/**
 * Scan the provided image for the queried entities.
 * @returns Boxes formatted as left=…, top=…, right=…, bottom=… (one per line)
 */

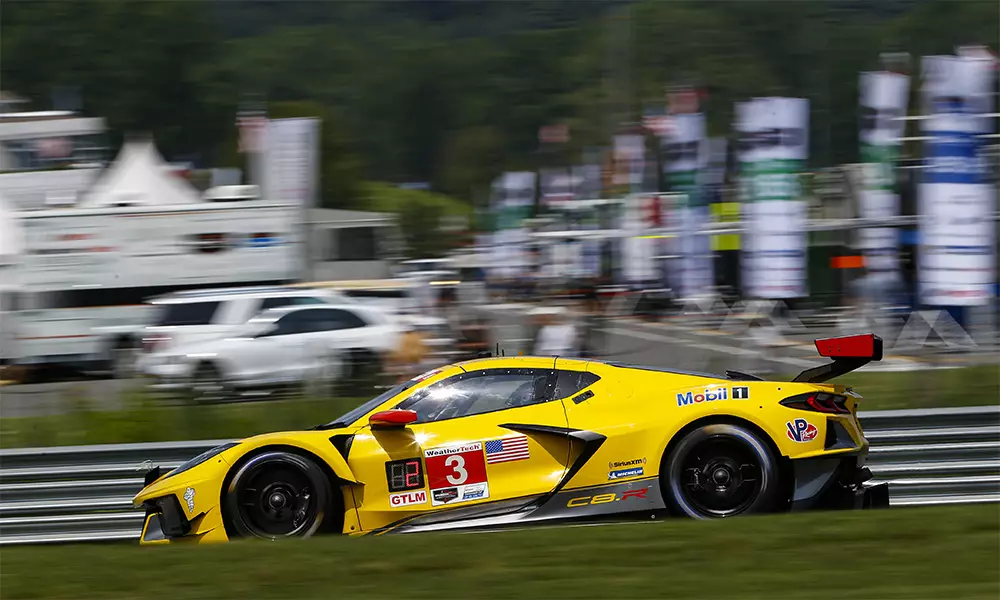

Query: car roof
left=148, top=286, right=345, bottom=304
left=248, top=303, right=371, bottom=324
left=454, top=356, right=734, bottom=380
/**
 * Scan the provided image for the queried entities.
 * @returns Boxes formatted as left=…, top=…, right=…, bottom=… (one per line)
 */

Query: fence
left=1, top=406, right=997, bottom=546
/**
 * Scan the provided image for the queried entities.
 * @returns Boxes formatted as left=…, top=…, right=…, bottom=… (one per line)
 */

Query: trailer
left=1, top=201, right=299, bottom=375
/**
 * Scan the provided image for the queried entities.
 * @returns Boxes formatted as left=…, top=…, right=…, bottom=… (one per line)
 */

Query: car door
left=289, top=308, right=347, bottom=382
left=346, top=360, right=573, bottom=533
left=238, top=312, right=308, bottom=384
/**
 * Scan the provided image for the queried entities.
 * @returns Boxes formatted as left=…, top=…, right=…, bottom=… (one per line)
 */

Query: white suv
left=141, top=303, right=398, bottom=400
left=134, top=286, right=353, bottom=374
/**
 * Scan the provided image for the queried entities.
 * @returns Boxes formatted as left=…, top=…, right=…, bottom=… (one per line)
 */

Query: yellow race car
left=134, top=333, right=889, bottom=544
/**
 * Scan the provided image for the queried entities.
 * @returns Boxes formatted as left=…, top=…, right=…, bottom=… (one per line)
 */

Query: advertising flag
left=739, top=98, right=810, bottom=299
left=918, top=54, right=996, bottom=306
left=858, top=70, right=909, bottom=275
left=664, top=113, right=712, bottom=298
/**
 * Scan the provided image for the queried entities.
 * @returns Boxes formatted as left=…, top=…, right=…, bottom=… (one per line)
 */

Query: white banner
left=918, top=55, right=996, bottom=306
left=664, top=113, right=712, bottom=299
left=262, top=118, right=320, bottom=208
left=620, top=194, right=659, bottom=283
left=858, top=71, right=909, bottom=275
left=490, top=172, right=535, bottom=279
left=739, top=97, right=810, bottom=299
left=540, top=168, right=575, bottom=208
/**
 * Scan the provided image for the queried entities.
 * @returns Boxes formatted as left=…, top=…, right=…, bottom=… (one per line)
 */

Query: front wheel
left=662, top=423, right=781, bottom=519
left=224, top=451, right=334, bottom=540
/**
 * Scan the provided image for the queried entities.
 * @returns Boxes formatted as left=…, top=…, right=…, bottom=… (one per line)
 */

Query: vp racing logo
left=786, top=418, right=818, bottom=443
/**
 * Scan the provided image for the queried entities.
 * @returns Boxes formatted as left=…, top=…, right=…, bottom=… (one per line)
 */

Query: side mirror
left=369, top=409, right=418, bottom=429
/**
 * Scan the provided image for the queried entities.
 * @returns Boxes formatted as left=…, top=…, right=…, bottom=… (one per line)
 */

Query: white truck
left=0, top=201, right=300, bottom=376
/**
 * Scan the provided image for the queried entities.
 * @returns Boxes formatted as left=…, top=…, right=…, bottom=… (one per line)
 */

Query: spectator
left=533, top=307, right=577, bottom=357
left=388, top=320, right=429, bottom=383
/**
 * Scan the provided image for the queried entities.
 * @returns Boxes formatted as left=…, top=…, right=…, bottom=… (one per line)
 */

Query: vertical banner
left=613, top=134, right=647, bottom=195
left=491, top=172, right=536, bottom=279
left=570, top=164, right=603, bottom=279
left=858, top=70, right=909, bottom=275
left=918, top=55, right=996, bottom=306
left=740, top=98, right=809, bottom=299
left=664, top=113, right=712, bottom=299
left=620, top=193, right=659, bottom=284
left=261, top=117, right=320, bottom=279
left=540, top=167, right=574, bottom=209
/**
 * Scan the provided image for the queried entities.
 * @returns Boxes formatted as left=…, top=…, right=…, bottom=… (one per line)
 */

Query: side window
left=553, top=371, right=601, bottom=400
left=396, top=368, right=555, bottom=423
left=265, top=312, right=308, bottom=336
left=314, top=309, right=368, bottom=332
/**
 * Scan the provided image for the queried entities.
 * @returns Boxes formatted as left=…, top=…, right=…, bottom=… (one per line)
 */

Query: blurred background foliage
left=2, top=0, right=997, bottom=210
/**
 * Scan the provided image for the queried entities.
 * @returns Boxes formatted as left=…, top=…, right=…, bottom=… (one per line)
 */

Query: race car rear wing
left=792, top=333, right=883, bottom=384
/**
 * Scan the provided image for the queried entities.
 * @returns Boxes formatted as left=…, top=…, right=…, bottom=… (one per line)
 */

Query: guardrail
left=1, top=406, right=997, bottom=546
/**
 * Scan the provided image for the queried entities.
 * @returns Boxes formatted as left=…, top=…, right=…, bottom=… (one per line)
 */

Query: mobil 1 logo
left=676, top=385, right=751, bottom=407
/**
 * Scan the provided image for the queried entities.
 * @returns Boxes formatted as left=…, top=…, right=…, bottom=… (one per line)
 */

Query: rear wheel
left=662, top=423, right=780, bottom=519
left=224, top=451, right=334, bottom=540
left=189, top=362, right=229, bottom=404
left=338, top=350, right=382, bottom=396
left=110, top=337, right=138, bottom=379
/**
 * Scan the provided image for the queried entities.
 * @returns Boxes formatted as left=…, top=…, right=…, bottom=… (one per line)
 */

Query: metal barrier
left=1, top=406, right=997, bottom=546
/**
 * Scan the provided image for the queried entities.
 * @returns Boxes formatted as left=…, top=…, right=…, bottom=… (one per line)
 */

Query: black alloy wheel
left=664, top=423, right=780, bottom=519
left=225, top=451, right=333, bottom=540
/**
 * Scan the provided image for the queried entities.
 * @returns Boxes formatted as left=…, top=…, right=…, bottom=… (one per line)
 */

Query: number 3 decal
left=444, top=454, right=468, bottom=484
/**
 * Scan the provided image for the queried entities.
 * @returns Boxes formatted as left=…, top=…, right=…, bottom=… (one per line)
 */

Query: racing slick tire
left=662, top=423, right=781, bottom=519
left=223, top=451, right=335, bottom=540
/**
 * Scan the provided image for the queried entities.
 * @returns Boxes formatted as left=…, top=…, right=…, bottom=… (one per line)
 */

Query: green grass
left=840, top=364, right=999, bottom=411
left=2, top=505, right=997, bottom=599
left=0, top=389, right=361, bottom=449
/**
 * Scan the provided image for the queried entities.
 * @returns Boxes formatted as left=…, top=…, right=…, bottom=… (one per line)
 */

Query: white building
left=0, top=94, right=109, bottom=210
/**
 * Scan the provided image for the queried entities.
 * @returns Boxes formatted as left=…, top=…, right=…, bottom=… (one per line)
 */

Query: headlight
left=163, top=442, right=238, bottom=480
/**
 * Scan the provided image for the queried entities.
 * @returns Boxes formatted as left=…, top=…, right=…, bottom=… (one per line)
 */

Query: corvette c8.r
left=134, top=333, right=889, bottom=543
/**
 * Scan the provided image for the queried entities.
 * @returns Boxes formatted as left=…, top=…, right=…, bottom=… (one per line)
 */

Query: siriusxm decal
left=676, top=386, right=750, bottom=407
left=608, top=467, right=644, bottom=480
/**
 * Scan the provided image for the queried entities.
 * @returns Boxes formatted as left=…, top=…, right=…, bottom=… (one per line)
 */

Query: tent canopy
left=81, top=139, right=199, bottom=208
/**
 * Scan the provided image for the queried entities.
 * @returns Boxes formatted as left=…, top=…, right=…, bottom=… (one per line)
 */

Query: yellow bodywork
left=134, top=356, right=869, bottom=543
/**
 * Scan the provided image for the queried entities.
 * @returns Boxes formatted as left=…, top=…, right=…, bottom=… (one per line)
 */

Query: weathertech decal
left=424, top=442, right=490, bottom=506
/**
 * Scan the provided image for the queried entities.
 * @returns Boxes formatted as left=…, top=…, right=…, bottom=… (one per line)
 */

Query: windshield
left=314, top=371, right=439, bottom=429
left=154, top=301, right=221, bottom=327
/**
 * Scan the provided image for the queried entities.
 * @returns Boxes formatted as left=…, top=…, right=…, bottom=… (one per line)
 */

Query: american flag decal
left=485, top=436, right=530, bottom=464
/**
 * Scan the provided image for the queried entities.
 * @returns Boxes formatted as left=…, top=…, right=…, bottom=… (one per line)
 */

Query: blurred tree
left=2, top=0, right=997, bottom=200
left=1, top=0, right=232, bottom=162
